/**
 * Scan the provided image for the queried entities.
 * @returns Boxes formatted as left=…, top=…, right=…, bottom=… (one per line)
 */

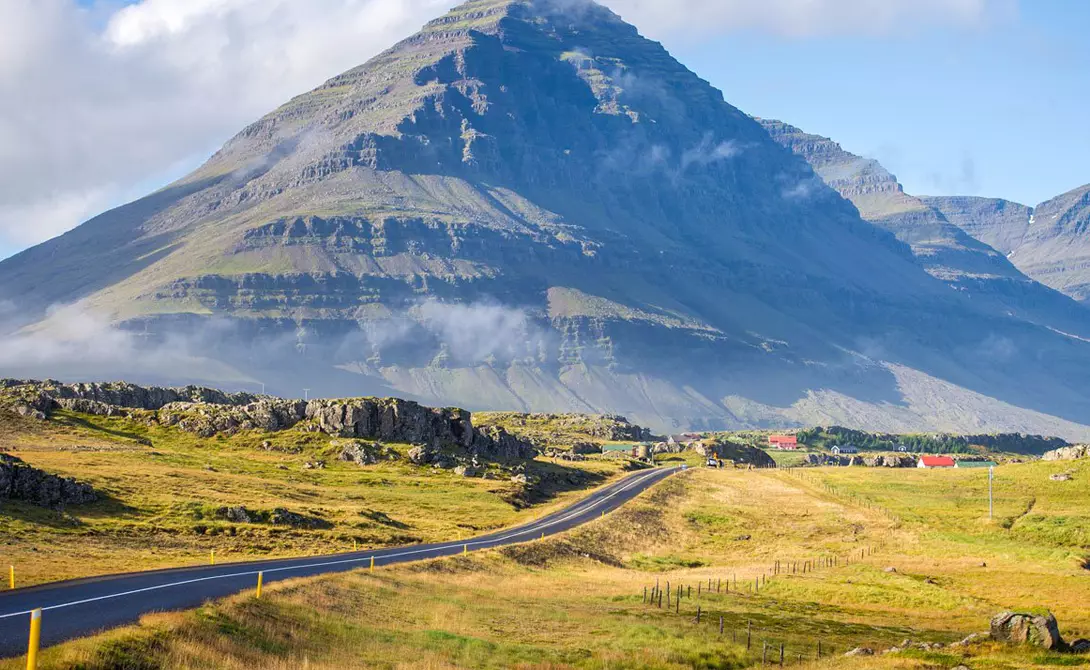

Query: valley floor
left=6, top=461, right=1089, bottom=669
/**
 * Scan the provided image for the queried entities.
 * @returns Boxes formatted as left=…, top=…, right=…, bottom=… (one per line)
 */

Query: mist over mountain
left=2, top=0, right=1090, bottom=438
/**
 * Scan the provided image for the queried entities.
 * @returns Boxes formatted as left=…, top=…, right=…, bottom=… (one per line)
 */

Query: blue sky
left=0, top=0, right=1086, bottom=261
left=674, top=2, right=1089, bottom=205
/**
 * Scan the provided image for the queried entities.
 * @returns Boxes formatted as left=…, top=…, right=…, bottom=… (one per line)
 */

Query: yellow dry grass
left=4, top=463, right=1089, bottom=669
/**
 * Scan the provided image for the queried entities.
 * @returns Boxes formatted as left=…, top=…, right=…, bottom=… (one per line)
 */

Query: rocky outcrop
left=990, top=611, right=1065, bottom=650
left=5, top=380, right=258, bottom=411
left=1043, top=445, right=1090, bottom=461
left=802, top=453, right=915, bottom=468
left=213, top=505, right=332, bottom=529
left=336, top=440, right=398, bottom=466
left=304, top=398, right=474, bottom=448
left=471, top=425, right=537, bottom=461
left=862, top=454, right=917, bottom=468
left=703, top=442, right=775, bottom=468
left=270, top=508, right=332, bottom=529
left=157, top=399, right=308, bottom=438
left=0, top=454, right=97, bottom=508
left=2, top=380, right=537, bottom=462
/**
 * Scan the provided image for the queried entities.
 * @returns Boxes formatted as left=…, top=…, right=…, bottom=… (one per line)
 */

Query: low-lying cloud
left=0, top=298, right=552, bottom=392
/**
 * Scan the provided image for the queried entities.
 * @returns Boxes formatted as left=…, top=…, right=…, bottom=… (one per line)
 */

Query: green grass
left=0, top=409, right=630, bottom=586
left=5, top=427, right=1090, bottom=669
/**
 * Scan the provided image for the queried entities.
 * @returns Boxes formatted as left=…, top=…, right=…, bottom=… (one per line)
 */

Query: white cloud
left=0, top=0, right=1016, bottom=255
left=0, top=0, right=455, bottom=252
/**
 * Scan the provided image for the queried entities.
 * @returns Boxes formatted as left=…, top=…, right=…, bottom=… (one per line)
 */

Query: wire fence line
left=638, top=542, right=878, bottom=666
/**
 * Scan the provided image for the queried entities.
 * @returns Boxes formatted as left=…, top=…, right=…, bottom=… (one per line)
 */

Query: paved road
left=0, top=465, right=680, bottom=658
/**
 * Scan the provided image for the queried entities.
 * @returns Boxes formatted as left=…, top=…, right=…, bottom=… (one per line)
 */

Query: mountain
left=758, top=120, right=1090, bottom=342
left=926, top=185, right=1090, bottom=305
left=918, top=195, right=1034, bottom=256
left=3, top=0, right=1090, bottom=438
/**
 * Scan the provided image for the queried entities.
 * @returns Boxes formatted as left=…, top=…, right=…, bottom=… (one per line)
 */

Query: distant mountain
left=918, top=195, right=1034, bottom=256
left=927, top=185, right=1090, bottom=305
left=2, top=0, right=1090, bottom=438
left=759, top=119, right=1090, bottom=341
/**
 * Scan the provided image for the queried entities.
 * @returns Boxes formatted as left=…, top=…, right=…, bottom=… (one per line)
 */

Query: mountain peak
left=4, top=0, right=1090, bottom=439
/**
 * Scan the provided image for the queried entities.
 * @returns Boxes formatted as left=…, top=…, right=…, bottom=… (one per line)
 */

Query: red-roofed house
left=917, top=455, right=956, bottom=469
left=768, top=435, right=798, bottom=450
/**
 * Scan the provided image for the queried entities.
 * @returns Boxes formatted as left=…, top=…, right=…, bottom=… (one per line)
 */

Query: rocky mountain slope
left=2, top=0, right=1090, bottom=438
left=925, top=185, right=1090, bottom=305
left=759, top=119, right=1090, bottom=343
left=918, top=195, right=1034, bottom=256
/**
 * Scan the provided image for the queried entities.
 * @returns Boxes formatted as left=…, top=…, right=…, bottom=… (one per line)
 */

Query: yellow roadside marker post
left=210, top=550, right=215, bottom=565
left=8, top=565, right=13, bottom=590
left=26, top=608, right=42, bottom=670
left=256, top=572, right=263, bottom=599
left=353, top=539, right=358, bottom=552
left=463, top=544, right=468, bottom=556
left=370, top=556, right=375, bottom=573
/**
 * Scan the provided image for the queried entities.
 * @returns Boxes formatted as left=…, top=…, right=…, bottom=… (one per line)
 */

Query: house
left=602, top=444, right=637, bottom=458
left=767, top=435, right=799, bottom=450
left=956, top=460, right=998, bottom=469
left=917, top=455, right=956, bottom=469
left=830, top=445, right=858, bottom=455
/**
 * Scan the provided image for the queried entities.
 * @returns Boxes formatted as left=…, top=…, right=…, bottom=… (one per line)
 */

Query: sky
left=0, top=0, right=1086, bottom=261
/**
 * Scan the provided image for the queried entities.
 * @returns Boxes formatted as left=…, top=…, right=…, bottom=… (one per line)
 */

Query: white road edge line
left=0, top=467, right=677, bottom=620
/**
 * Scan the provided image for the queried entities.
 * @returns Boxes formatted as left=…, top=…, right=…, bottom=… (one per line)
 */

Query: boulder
left=844, top=647, right=874, bottom=657
left=1050, top=473, right=1073, bottom=482
left=270, top=508, right=332, bottom=529
left=570, top=442, right=601, bottom=455
left=990, top=611, right=1065, bottom=650
left=1071, top=639, right=1090, bottom=653
left=1042, top=445, right=1090, bottom=461
left=216, top=506, right=253, bottom=523
left=408, top=445, right=434, bottom=465
left=336, top=440, right=395, bottom=466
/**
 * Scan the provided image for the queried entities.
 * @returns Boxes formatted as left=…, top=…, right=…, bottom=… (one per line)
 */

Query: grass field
left=6, top=459, right=1090, bottom=669
left=0, top=409, right=633, bottom=587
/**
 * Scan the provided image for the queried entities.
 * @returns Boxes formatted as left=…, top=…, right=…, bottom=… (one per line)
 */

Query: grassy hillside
left=8, top=460, right=1090, bottom=669
left=0, top=408, right=635, bottom=587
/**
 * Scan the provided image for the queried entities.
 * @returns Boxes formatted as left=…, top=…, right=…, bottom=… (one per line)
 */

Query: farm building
left=956, top=460, right=998, bottom=469
left=768, top=435, right=799, bottom=450
left=830, top=445, right=858, bottom=455
left=917, top=455, right=956, bottom=469
left=667, top=433, right=702, bottom=448
left=602, top=444, right=638, bottom=457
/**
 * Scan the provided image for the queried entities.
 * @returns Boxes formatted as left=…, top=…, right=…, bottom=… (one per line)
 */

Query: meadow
left=0, top=409, right=631, bottom=586
left=5, top=456, right=1089, bottom=669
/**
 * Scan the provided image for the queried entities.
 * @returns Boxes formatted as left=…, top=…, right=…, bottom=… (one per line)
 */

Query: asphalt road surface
left=0, top=465, right=680, bottom=658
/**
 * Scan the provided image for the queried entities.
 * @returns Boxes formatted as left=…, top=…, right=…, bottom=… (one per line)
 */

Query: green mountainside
left=2, top=0, right=1090, bottom=438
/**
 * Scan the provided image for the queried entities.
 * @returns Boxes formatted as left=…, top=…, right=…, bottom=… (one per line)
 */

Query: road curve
left=0, top=465, right=680, bottom=657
